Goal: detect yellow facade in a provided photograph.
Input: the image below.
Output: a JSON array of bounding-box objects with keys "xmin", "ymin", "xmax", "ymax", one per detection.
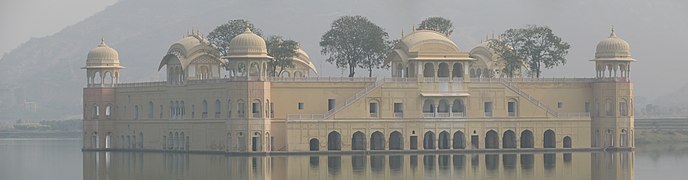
[{"xmin": 82, "ymin": 29, "xmax": 634, "ymax": 153}]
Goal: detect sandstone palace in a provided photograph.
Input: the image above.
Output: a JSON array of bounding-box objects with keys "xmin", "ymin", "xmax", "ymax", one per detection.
[{"xmin": 82, "ymin": 27, "xmax": 635, "ymax": 153}]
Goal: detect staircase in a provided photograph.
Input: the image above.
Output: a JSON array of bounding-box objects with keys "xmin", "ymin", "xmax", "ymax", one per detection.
[
  {"xmin": 323, "ymin": 79, "xmax": 385, "ymax": 119},
  {"xmin": 499, "ymin": 79, "xmax": 558, "ymax": 117}
]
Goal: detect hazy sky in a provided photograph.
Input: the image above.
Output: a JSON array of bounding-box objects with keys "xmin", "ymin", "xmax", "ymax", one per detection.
[{"xmin": 0, "ymin": 0, "xmax": 117, "ymax": 57}]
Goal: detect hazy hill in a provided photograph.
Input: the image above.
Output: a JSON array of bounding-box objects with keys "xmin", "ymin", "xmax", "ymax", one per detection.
[{"xmin": 1, "ymin": 0, "xmax": 686, "ymax": 119}]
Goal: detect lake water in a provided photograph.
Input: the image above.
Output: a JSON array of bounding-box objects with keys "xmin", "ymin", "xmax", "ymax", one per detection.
[{"xmin": 1, "ymin": 139, "xmax": 687, "ymax": 179}]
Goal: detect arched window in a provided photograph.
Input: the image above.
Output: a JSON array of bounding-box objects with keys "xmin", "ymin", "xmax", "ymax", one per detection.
[
  {"xmin": 389, "ymin": 131, "xmax": 403, "ymax": 150},
  {"xmin": 544, "ymin": 130, "xmax": 556, "ymax": 148},
  {"xmin": 520, "ymin": 130, "xmax": 534, "ymax": 148},
  {"xmin": 423, "ymin": 63, "xmax": 435, "ymax": 78},
  {"xmin": 215, "ymin": 99, "xmax": 221, "ymax": 118},
  {"xmin": 309, "ymin": 138, "xmax": 320, "ymax": 151},
  {"xmin": 134, "ymin": 105, "xmax": 139, "ymax": 120},
  {"xmin": 93, "ymin": 105, "xmax": 100, "ymax": 119},
  {"xmin": 175, "ymin": 101, "xmax": 180, "ymax": 119},
  {"xmin": 605, "ymin": 99, "xmax": 614, "ymax": 116},
  {"xmin": 437, "ymin": 63, "xmax": 449, "ymax": 78},
  {"xmin": 238, "ymin": 100, "xmax": 246, "ymax": 117},
  {"xmin": 169, "ymin": 101, "xmax": 174, "ymax": 118},
  {"xmin": 105, "ymin": 106, "xmax": 111, "ymax": 118},
  {"xmin": 422, "ymin": 99, "xmax": 435, "ymax": 113},
  {"xmin": 619, "ymin": 99, "xmax": 628, "ymax": 116},
  {"xmin": 452, "ymin": 99, "xmax": 465, "ymax": 117},
  {"xmin": 148, "ymin": 102, "xmax": 154, "ymax": 118},
  {"xmin": 227, "ymin": 99, "xmax": 232, "ymax": 118},
  {"xmin": 202, "ymin": 100, "xmax": 208, "ymax": 118},
  {"xmin": 453, "ymin": 131, "xmax": 465, "ymax": 149},
  {"xmin": 370, "ymin": 131, "xmax": 385, "ymax": 150},
  {"xmin": 180, "ymin": 101, "xmax": 185, "ymax": 118},
  {"xmin": 485, "ymin": 130, "xmax": 498, "ymax": 149},
  {"xmin": 438, "ymin": 99, "xmax": 450, "ymax": 113},
  {"xmin": 328, "ymin": 131, "xmax": 342, "ymax": 151},
  {"xmin": 507, "ymin": 99, "xmax": 518, "ymax": 117},
  {"xmin": 352, "ymin": 131, "xmax": 366, "ymax": 150},
  {"xmin": 252, "ymin": 99, "xmax": 261, "ymax": 118},
  {"xmin": 503, "ymin": 130, "xmax": 516, "ymax": 148},
  {"xmin": 452, "ymin": 63, "xmax": 463, "ymax": 79}
]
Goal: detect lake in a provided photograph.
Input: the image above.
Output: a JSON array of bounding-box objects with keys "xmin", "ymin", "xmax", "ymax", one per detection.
[{"xmin": 1, "ymin": 139, "xmax": 687, "ymax": 179}]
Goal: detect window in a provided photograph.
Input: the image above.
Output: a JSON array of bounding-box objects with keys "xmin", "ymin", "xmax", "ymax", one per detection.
[
  {"xmin": 202, "ymin": 100, "xmax": 208, "ymax": 118},
  {"xmin": 327, "ymin": 99, "xmax": 336, "ymax": 111},
  {"xmin": 619, "ymin": 100, "xmax": 628, "ymax": 116},
  {"xmin": 298, "ymin": 102, "xmax": 304, "ymax": 110},
  {"xmin": 148, "ymin": 102, "xmax": 154, "ymax": 118},
  {"xmin": 507, "ymin": 101, "xmax": 517, "ymax": 117},
  {"xmin": 252, "ymin": 102, "xmax": 260, "ymax": 113},
  {"xmin": 238, "ymin": 101, "xmax": 245, "ymax": 117},
  {"xmin": 215, "ymin": 99, "xmax": 221, "ymax": 118},
  {"xmin": 585, "ymin": 102, "xmax": 591, "ymax": 113},
  {"xmin": 393, "ymin": 103, "xmax": 403, "ymax": 113},
  {"xmin": 159, "ymin": 105, "xmax": 163, "ymax": 118},
  {"xmin": 105, "ymin": 106, "xmax": 111, "ymax": 118},
  {"xmin": 484, "ymin": 102, "xmax": 493, "ymax": 117},
  {"xmin": 557, "ymin": 102, "xmax": 564, "ymax": 108},
  {"xmin": 369, "ymin": 102, "xmax": 378, "ymax": 118}
]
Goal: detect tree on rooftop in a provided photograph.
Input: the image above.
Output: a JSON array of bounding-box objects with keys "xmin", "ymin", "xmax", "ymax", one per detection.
[
  {"xmin": 489, "ymin": 25, "xmax": 570, "ymax": 78},
  {"xmin": 417, "ymin": 17, "xmax": 454, "ymax": 36},
  {"xmin": 207, "ymin": 19, "xmax": 263, "ymax": 56},
  {"xmin": 266, "ymin": 35, "xmax": 299, "ymax": 77},
  {"xmin": 320, "ymin": 16, "xmax": 390, "ymax": 77}
]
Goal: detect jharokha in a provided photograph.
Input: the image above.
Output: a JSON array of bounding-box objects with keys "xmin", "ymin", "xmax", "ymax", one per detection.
[{"xmin": 82, "ymin": 28, "xmax": 634, "ymax": 153}]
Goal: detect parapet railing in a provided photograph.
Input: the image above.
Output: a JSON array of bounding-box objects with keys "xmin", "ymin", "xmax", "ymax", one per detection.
[
  {"xmin": 270, "ymin": 77, "xmax": 376, "ymax": 82},
  {"xmin": 470, "ymin": 77, "xmax": 598, "ymax": 83},
  {"xmin": 323, "ymin": 79, "xmax": 385, "ymax": 119}
]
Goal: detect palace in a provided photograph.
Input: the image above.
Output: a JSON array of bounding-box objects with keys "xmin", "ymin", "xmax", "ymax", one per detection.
[{"xmin": 82, "ymin": 27, "xmax": 634, "ymax": 153}]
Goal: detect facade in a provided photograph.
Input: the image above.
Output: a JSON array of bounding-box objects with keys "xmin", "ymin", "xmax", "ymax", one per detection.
[{"xmin": 82, "ymin": 28, "xmax": 634, "ymax": 153}]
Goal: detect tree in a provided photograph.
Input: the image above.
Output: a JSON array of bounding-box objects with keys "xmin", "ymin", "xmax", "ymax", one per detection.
[
  {"xmin": 207, "ymin": 19, "xmax": 263, "ymax": 56},
  {"xmin": 519, "ymin": 25, "xmax": 570, "ymax": 78},
  {"xmin": 488, "ymin": 29, "xmax": 526, "ymax": 78},
  {"xmin": 320, "ymin": 16, "xmax": 390, "ymax": 77},
  {"xmin": 266, "ymin": 36, "xmax": 299, "ymax": 77},
  {"xmin": 489, "ymin": 25, "xmax": 570, "ymax": 78},
  {"xmin": 417, "ymin": 17, "xmax": 454, "ymax": 36}
]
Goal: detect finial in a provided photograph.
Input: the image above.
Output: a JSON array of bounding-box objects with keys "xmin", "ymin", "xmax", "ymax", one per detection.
[
  {"xmin": 100, "ymin": 37, "xmax": 105, "ymax": 44},
  {"xmin": 609, "ymin": 25, "xmax": 617, "ymax": 38},
  {"xmin": 412, "ymin": 25, "xmax": 416, "ymax": 32}
]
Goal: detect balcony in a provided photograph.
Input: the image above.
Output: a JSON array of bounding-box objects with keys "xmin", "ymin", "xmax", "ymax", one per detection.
[
  {"xmin": 452, "ymin": 112, "xmax": 465, "ymax": 118},
  {"xmin": 423, "ymin": 113, "xmax": 435, "ymax": 118},
  {"xmin": 508, "ymin": 112, "xmax": 517, "ymax": 117},
  {"xmin": 202, "ymin": 112, "xmax": 208, "ymax": 118},
  {"xmin": 436, "ymin": 112, "xmax": 450, "ymax": 118},
  {"xmin": 369, "ymin": 113, "xmax": 378, "ymax": 118},
  {"xmin": 215, "ymin": 112, "xmax": 221, "ymax": 118},
  {"xmin": 484, "ymin": 112, "xmax": 493, "ymax": 117},
  {"xmin": 253, "ymin": 113, "xmax": 261, "ymax": 118}
]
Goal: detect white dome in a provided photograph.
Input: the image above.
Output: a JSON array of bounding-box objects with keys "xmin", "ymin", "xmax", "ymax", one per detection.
[
  {"xmin": 594, "ymin": 29, "xmax": 634, "ymax": 61},
  {"xmin": 227, "ymin": 27, "xmax": 268, "ymax": 58},
  {"xmin": 86, "ymin": 39, "xmax": 122, "ymax": 68},
  {"xmin": 400, "ymin": 30, "xmax": 460, "ymax": 53}
]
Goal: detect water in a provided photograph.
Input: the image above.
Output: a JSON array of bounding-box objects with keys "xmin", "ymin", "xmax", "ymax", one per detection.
[{"xmin": 1, "ymin": 139, "xmax": 687, "ymax": 180}]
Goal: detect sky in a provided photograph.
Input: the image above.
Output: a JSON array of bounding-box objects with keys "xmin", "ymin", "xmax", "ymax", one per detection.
[
  {"xmin": 1, "ymin": 0, "xmax": 687, "ymax": 102},
  {"xmin": 0, "ymin": 0, "xmax": 117, "ymax": 58}
]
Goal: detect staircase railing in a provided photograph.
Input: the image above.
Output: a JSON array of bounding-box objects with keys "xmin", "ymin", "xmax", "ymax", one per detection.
[
  {"xmin": 323, "ymin": 79, "xmax": 385, "ymax": 119},
  {"xmin": 499, "ymin": 79, "xmax": 558, "ymax": 117}
]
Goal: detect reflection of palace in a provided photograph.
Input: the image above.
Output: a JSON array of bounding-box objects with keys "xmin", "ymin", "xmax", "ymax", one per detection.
[
  {"xmin": 83, "ymin": 152, "xmax": 634, "ymax": 179},
  {"xmin": 82, "ymin": 27, "xmax": 635, "ymax": 153}
]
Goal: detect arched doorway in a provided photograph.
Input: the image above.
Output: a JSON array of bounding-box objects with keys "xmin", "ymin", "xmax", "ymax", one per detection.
[
  {"xmin": 485, "ymin": 130, "xmax": 499, "ymax": 149},
  {"xmin": 328, "ymin": 131, "xmax": 341, "ymax": 150},
  {"xmin": 389, "ymin": 131, "xmax": 403, "ymax": 150},
  {"xmin": 423, "ymin": 131, "xmax": 436, "ymax": 150},
  {"xmin": 453, "ymin": 131, "xmax": 465, "ymax": 149},
  {"xmin": 503, "ymin": 130, "xmax": 516, "ymax": 149},
  {"xmin": 423, "ymin": 63, "xmax": 435, "ymax": 78},
  {"xmin": 438, "ymin": 131, "xmax": 450, "ymax": 149},
  {"xmin": 520, "ymin": 130, "xmax": 534, "ymax": 148},
  {"xmin": 352, "ymin": 131, "xmax": 366, "ymax": 150},
  {"xmin": 438, "ymin": 63, "xmax": 449, "ymax": 77},
  {"xmin": 309, "ymin": 138, "xmax": 319, "ymax": 151},
  {"xmin": 544, "ymin": 130, "xmax": 556, "ymax": 148},
  {"xmin": 563, "ymin": 136, "xmax": 572, "ymax": 148},
  {"xmin": 370, "ymin": 131, "xmax": 385, "ymax": 150}
]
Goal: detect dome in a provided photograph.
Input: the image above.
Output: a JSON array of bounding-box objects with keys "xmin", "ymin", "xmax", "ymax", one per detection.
[
  {"xmin": 292, "ymin": 48, "xmax": 318, "ymax": 74},
  {"xmin": 593, "ymin": 29, "xmax": 635, "ymax": 61},
  {"xmin": 399, "ymin": 30, "xmax": 460, "ymax": 53},
  {"xmin": 227, "ymin": 27, "xmax": 269, "ymax": 58},
  {"xmin": 85, "ymin": 39, "xmax": 122, "ymax": 68}
]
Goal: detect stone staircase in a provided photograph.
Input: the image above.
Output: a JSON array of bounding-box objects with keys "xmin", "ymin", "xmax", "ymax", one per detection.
[
  {"xmin": 324, "ymin": 79, "xmax": 385, "ymax": 119},
  {"xmin": 499, "ymin": 79, "xmax": 558, "ymax": 117}
]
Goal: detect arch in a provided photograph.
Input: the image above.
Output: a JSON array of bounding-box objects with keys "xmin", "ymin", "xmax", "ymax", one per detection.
[
  {"xmin": 563, "ymin": 136, "xmax": 572, "ymax": 148},
  {"xmin": 215, "ymin": 99, "xmax": 221, "ymax": 118},
  {"xmin": 483, "ymin": 68, "xmax": 490, "ymax": 78},
  {"xmin": 605, "ymin": 98, "xmax": 614, "ymax": 116},
  {"xmin": 168, "ymin": 132, "xmax": 173, "ymax": 150},
  {"xmin": 423, "ymin": 63, "xmax": 435, "ymax": 78},
  {"xmin": 103, "ymin": 71, "xmax": 112, "ymax": 86},
  {"xmin": 134, "ymin": 105, "xmax": 139, "ymax": 120},
  {"xmin": 620, "ymin": 129, "xmax": 628, "ymax": 147},
  {"xmin": 423, "ymin": 131, "xmax": 436, "ymax": 149},
  {"xmin": 452, "ymin": 63, "xmax": 463, "ymax": 79},
  {"xmin": 227, "ymin": 99, "xmax": 232, "ymax": 118},
  {"xmin": 309, "ymin": 138, "xmax": 320, "ymax": 151},
  {"xmin": 202, "ymin": 100, "xmax": 208, "ymax": 118},
  {"xmin": 327, "ymin": 131, "xmax": 342, "ymax": 150},
  {"xmin": 93, "ymin": 105, "xmax": 100, "ymax": 119},
  {"xmin": 139, "ymin": 132, "xmax": 144, "ymax": 149},
  {"xmin": 619, "ymin": 98, "xmax": 628, "ymax": 116},
  {"xmin": 252, "ymin": 132, "xmax": 262, "ymax": 152},
  {"xmin": 93, "ymin": 71, "xmax": 102, "ymax": 85},
  {"xmin": 503, "ymin": 130, "xmax": 516, "ymax": 149},
  {"xmin": 282, "ymin": 71, "xmax": 290, "ymax": 78},
  {"xmin": 174, "ymin": 101, "xmax": 180, "ymax": 118},
  {"xmin": 469, "ymin": 69, "xmax": 475, "ymax": 78},
  {"xmin": 406, "ymin": 62, "xmax": 415, "ymax": 78},
  {"xmin": 105, "ymin": 106, "xmax": 111, "ymax": 118},
  {"xmin": 227, "ymin": 133, "xmax": 233, "ymax": 151},
  {"xmin": 476, "ymin": 69, "xmax": 483, "ymax": 78},
  {"xmin": 352, "ymin": 131, "xmax": 366, "ymax": 150},
  {"xmin": 438, "ymin": 99, "xmax": 450, "ymax": 113},
  {"xmin": 437, "ymin": 62, "xmax": 449, "ymax": 77},
  {"xmin": 180, "ymin": 101, "xmax": 185, "ymax": 118},
  {"xmin": 422, "ymin": 99, "xmax": 435, "ymax": 113},
  {"xmin": 485, "ymin": 130, "xmax": 499, "ymax": 149},
  {"xmin": 438, "ymin": 131, "xmax": 450, "ymax": 149},
  {"xmin": 294, "ymin": 71, "xmax": 303, "ymax": 78},
  {"xmin": 251, "ymin": 99, "xmax": 262, "ymax": 118},
  {"xmin": 389, "ymin": 131, "xmax": 403, "ymax": 150},
  {"xmin": 452, "ymin": 131, "xmax": 465, "ymax": 149},
  {"xmin": 544, "ymin": 130, "xmax": 556, "ymax": 148},
  {"xmin": 370, "ymin": 131, "xmax": 385, "ymax": 150},
  {"xmin": 174, "ymin": 132, "xmax": 179, "ymax": 150},
  {"xmin": 520, "ymin": 130, "xmax": 534, "ymax": 148},
  {"xmin": 451, "ymin": 99, "xmax": 465, "ymax": 114},
  {"xmin": 250, "ymin": 62, "xmax": 260, "ymax": 77},
  {"xmin": 148, "ymin": 101, "xmax": 154, "ymax": 118}
]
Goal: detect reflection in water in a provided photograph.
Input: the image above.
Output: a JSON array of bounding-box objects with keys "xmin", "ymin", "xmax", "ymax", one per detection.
[{"xmin": 83, "ymin": 151, "xmax": 635, "ymax": 180}]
